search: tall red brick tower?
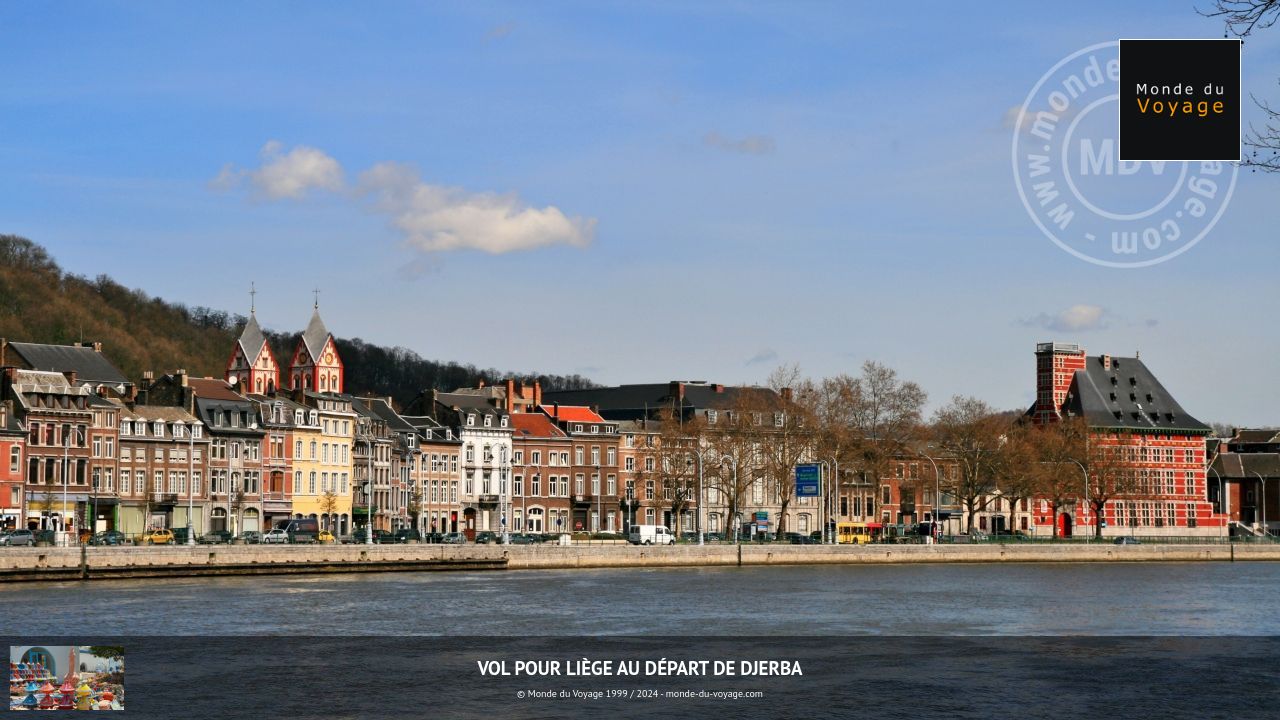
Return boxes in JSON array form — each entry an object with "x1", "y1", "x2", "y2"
[{"x1": 1032, "y1": 341, "x2": 1086, "y2": 424}]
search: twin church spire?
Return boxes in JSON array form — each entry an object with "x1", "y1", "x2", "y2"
[{"x1": 226, "y1": 286, "x2": 344, "y2": 395}]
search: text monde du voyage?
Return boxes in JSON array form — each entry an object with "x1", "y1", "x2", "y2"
[
  {"x1": 1134, "y1": 82, "x2": 1228, "y2": 118},
  {"x1": 476, "y1": 659, "x2": 803, "y2": 677}
]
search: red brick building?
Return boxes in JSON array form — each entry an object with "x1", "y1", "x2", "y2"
[
  {"x1": 1029, "y1": 342, "x2": 1220, "y2": 537},
  {"x1": 0, "y1": 401, "x2": 24, "y2": 531},
  {"x1": 539, "y1": 405, "x2": 622, "y2": 533},
  {"x1": 509, "y1": 412, "x2": 571, "y2": 534}
]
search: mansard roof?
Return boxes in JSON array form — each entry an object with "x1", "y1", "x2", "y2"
[
  {"x1": 1061, "y1": 354, "x2": 1210, "y2": 434},
  {"x1": 6, "y1": 341, "x2": 129, "y2": 387}
]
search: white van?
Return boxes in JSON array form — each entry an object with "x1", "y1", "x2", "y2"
[{"x1": 629, "y1": 524, "x2": 676, "y2": 546}]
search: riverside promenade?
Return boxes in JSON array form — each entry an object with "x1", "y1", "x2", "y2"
[{"x1": 2, "y1": 542, "x2": 1278, "y2": 581}]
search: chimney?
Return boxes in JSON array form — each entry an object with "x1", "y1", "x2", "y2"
[
  {"x1": 552, "y1": 402, "x2": 560, "y2": 420},
  {"x1": 176, "y1": 369, "x2": 188, "y2": 388},
  {"x1": 533, "y1": 380, "x2": 542, "y2": 407},
  {"x1": 713, "y1": 384, "x2": 724, "y2": 393},
  {"x1": 505, "y1": 379, "x2": 516, "y2": 414},
  {"x1": 781, "y1": 387, "x2": 793, "y2": 402},
  {"x1": 1102, "y1": 354, "x2": 1112, "y2": 370},
  {"x1": 669, "y1": 381, "x2": 685, "y2": 404},
  {"x1": 63, "y1": 370, "x2": 77, "y2": 386}
]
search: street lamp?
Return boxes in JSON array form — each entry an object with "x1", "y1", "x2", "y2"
[
  {"x1": 61, "y1": 425, "x2": 86, "y2": 546},
  {"x1": 362, "y1": 480, "x2": 373, "y2": 545},
  {"x1": 920, "y1": 452, "x2": 941, "y2": 543},
  {"x1": 186, "y1": 423, "x2": 197, "y2": 545},
  {"x1": 1207, "y1": 464, "x2": 1226, "y2": 531},
  {"x1": 1252, "y1": 471, "x2": 1268, "y2": 539}
]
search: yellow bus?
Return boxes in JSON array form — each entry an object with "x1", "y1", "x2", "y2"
[{"x1": 836, "y1": 522, "x2": 883, "y2": 545}]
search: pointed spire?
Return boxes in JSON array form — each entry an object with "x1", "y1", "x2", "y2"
[
  {"x1": 250, "y1": 281, "x2": 257, "y2": 314},
  {"x1": 302, "y1": 305, "x2": 331, "y2": 361}
]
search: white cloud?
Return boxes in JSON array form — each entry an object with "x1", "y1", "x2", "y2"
[
  {"x1": 358, "y1": 162, "x2": 596, "y2": 254},
  {"x1": 212, "y1": 144, "x2": 596, "y2": 255},
  {"x1": 1021, "y1": 304, "x2": 1109, "y2": 332},
  {"x1": 209, "y1": 140, "x2": 344, "y2": 200},
  {"x1": 703, "y1": 131, "x2": 776, "y2": 155}
]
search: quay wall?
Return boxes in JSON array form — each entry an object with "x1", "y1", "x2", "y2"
[{"x1": 1, "y1": 542, "x2": 1279, "y2": 581}]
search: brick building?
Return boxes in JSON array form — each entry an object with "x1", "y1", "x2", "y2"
[
  {"x1": 509, "y1": 411, "x2": 572, "y2": 534},
  {"x1": 539, "y1": 405, "x2": 621, "y2": 533},
  {"x1": 0, "y1": 400, "x2": 24, "y2": 531},
  {"x1": 1029, "y1": 342, "x2": 1220, "y2": 537}
]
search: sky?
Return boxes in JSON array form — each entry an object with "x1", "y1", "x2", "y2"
[{"x1": 2, "y1": 1, "x2": 1278, "y2": 426}]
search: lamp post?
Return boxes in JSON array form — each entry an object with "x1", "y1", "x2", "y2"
[
  {"x1": 921, "y1": 452, "x2": 941, "y2": 543},
  {"x1": 61, "y1": 426, "x2": 85, "y2": 546},
  {"x1": 1207, "y1": 465, "x2": 1226, "y2": 536},
  {"x1": 362, "y1": 479, "x2": 373, "y2": 545},
  {"x1": 91, "y1": 475, "x2": 98, "y2": 542},
  {"x1": 1252, "y1": 471, "x2": 1268, "y2": 539},
  {"x1": 695, "y1": 448, "x2": 705, "y2": 546},
  {"x1": 1069, "y1": 458, "x2": 1089, "y2": 543},
  {"x1": 186, "y1": 424, "x2": 196, "y2": 545}
]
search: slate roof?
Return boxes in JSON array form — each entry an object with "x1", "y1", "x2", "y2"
[
  {"x1": 352, "y1": 396, "x2": 415, "y2": 433},
  {"x1": 300, "y1": 308, "x2": 331, "y2": 361},
  {"x1": 1233, "y1": 429, "x2": 1280, "y2": 445},
  {"x1": 1212, "y1": 452, "x2": 1280, "y2": 479},
  {"x1": 435, "y1": 392, "x2": 508, "y2": 416},
  {"x1": 6, "y1": 342, "x2": 129, "y2": 386},
  {"x1": 542, "y1": 382, "x2": 783, "y2": 420},
  {"x1": 1059, "y1": 355, "x2": 1209, "y2": 434},
  {"x1": 236, "y1": 313, "x2": 269, "y2": 361}
]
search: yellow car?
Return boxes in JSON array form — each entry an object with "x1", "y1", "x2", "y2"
[
  {"x1": 317, "y1": 530, "x2": 336, "y2": 544},
  {"x1": 143, "y1": 529, "x2": 175, "y2": 545}
]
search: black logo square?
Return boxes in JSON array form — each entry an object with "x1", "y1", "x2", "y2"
[{"x1": 1119, "y1": 39, "x2": 1240, "y2": 161}]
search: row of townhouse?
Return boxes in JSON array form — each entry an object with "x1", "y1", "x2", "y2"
[{"x1": 0, "y1": 311, "x2": 1268, "y2": 541}]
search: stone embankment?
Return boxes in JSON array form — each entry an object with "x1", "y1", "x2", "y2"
[{"x1": 0, "y1": 542, "x2": 1275, "y2": 582}]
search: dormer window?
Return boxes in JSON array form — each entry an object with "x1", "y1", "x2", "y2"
[
  {"x1": 173, "y1": 423, "x2": 185, "y2": 438},
  {"x1": 120, "y1": 421, "x2": 131, "y2": 436},
  {"x1": 192, "y1": 425, "x2": 203, "y2": 439},
  {"x1": 468, "y1": 414, "x2": 476, "y2": 426},
  {"x1": 774, "y1": 412, "x2": 784, "y2": 427},
  {"x1": 153, "y1": 421, "x2": 165, "y2": 436},
  {"x1": 500, "y1": 417, "x2": 507, "y2": 428},
  {"x1": 707, "y1": 410, "x2": 717, "y2": 424},
  {"x1": 574, "y1": 424, "x2": 583, "y2": 433},
  {"x1": 590, "y1": 425, "x2": 598, "y2": 434},
  {"x1": 136, "y1": 421, "x2": 147, "y2": 436},
  {"x1": 484, "y1": 415, "x2": 492, "y2": 427}
]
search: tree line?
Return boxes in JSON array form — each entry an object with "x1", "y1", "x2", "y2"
[
  {"x1": 634, "y1": 362, "x2": 1154, "y2": 540},
  {"x1": 0, "y1": 234, "x2": 597, "y2": 407}
]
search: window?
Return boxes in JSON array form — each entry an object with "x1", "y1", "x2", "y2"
[
  {"x1": 576, "y1": 474, "x2": 585, "y2": 495},
  {"x1": 483, "y1": 415, "x2": 492, "y2": 427},
  {"x1": 625, "y1": 456, "x2": 635, "y2": 471},
  {"x1": 10, "y1": 447, "x2": 19, "y2": 472},
  {"x1": 607, "y1": 448, "x2": 616, "y2": 466},
  {"x1": 532, "y1": 475, "x2": 541, "y2": 496},
  {"x1": 591, "y1": 448, "x2": 600, "y2": 465},
  {"x1": 575, "y1": 447, "x2": 584, "y2": 465},
  {"x1": 309, "y1": 472, "x2": 317, "y2": 494}
]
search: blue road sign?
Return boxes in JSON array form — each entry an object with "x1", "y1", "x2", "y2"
[{"x1": 795, "y1": 463, "x2": 821, "y2": 497}]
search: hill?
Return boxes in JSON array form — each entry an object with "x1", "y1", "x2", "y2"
[{"x1": 0, "y1": 234, "x2": 596, "y2": 403}]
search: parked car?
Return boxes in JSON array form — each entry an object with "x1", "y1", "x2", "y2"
[
  {"x1": 261, "y1": 528, "x2": 291, "y2": 544},
  {"x1": 509, "y1": 533, "x2": 539, "y2": 545},
  {"x1": 350, "y1": 527, "x2": 394, "y2": 544},
  {"x1": 784, "y1": 532, "x2": 816, "y2": 544},
  {"x1": 89, "y1": 530, "x2": 127, "y2": 546},
  {"x1": 0, "y1": 529, "x2": 35, "y2": 546},
  {"x1": 317, "y1": 530, "x2": 336, "y2": 544},
  {"x1": 199, "y1": 530, "x2": 233, "y2": 545},
  {"x1": 1114, "y1": 536, "x2": 1141, "y2": 545},
  {"x1": 144, "y1": 528, "x2": 175, "y2": 545},
  {"x1": 238, "y1": 530, "x2": 263, "y2": 544},
  {"x1": 277, "y1": 518, "x2": 319, "y2": 543},
  {"x1": 393, "y1": 529, "x2": 422, "y2": 544},
  {"x1": 474, "y1": 531, "x2": 499, "y2": 544},
  {"x1": 441, "y1": 532, "x2": 467, "y2": 544},
  {"x1": 421, "y1": 532, "x2": 443, "y2": 544}
]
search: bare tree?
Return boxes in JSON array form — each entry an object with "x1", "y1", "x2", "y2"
[
  {"x1": 990, "y1": 422, "x2": 1039, "y2": 535},
  {"x1": 1077, "y1": 426, "x2": 1140, "y2": 539},
  {"x1": 753, "y1": 365, "x2": 814, "y2": 536},
  {"x1": 1200, "y1": 1, "x2": 1280, "y2": 170},
  {"x1": 839, "y1": 362, "x2": 928, "y2": 522},
  {"x1": 932, "y1": 396, "x2": 1004, "y2": 533},
  {"x1": 704, "y1": 394, "x2": 764, "y2": 543}
]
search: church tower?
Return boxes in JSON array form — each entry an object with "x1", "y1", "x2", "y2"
[
  {"x1": 226, "y1": 284, "x2": 281, "y2": 394},
  {"x1": 289, "y1": 294, "x2": 344, "y2": 393}
]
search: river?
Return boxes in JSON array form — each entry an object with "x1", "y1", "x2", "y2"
[{"x1": 3, "y1": 562, "x2": 1275, "y2": 635}]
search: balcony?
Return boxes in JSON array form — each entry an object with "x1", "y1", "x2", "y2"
[{"x1": 478, "y1": 494, "x2": 500, "y2": 506}]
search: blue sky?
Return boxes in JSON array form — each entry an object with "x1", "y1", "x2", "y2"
[{"x1": 2, "y1": 1, "x2": 1278, "y2": 425}]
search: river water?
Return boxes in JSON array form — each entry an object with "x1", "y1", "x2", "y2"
[{"x1": 3, "y1": 562, "x2": 1276, "y2": 636}]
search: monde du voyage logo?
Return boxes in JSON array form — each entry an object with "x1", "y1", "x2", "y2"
[{"x1": 1012, "y1": 40, "x2": 1240, "y2": 268}]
